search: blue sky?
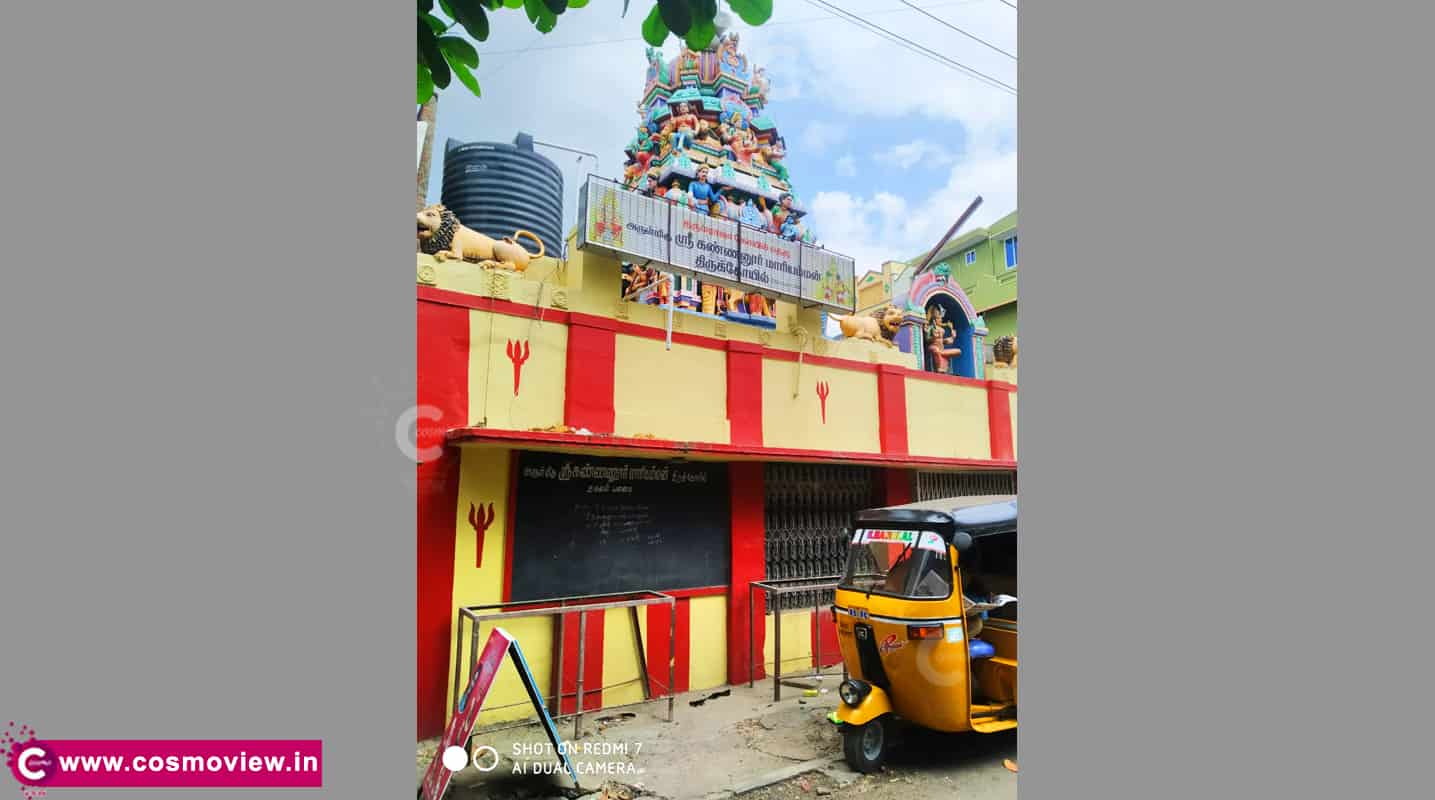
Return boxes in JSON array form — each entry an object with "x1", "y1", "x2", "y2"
[{"x1": 423, "y1": 1, "x2": 1016, "y2": 272}]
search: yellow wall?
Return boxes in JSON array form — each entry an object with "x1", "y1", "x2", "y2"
[
  {"x1": 612, "y1": 336, "x2": 730, "y2": 443},
  {"x1": 445, "y1": 447, "x2": 734, "y2": 723},
  {"x1": 423, "y1": 243, "x2": 1016, "y2": 728},
  {"x1": 688, "y1": 596, "x2": 729, "y2": 692},
  {"x1": 601, "y1": 606, "x2": 649, "y2": 708},
  {"x1": 904, "y1": 377, "x2": 992, "y2": 460},
  {"x1": 762, "y1": 361, "x2": 881, "y2": 453},
  {"x1": 761, "y1": 609, "x2": 815, "y2": 677},
  {"x1": 467, "y1": 309, "x2": 567, "y2": 432},
  {"x1": 446, "y1": 446, "x2": 561, "y2": 724}
]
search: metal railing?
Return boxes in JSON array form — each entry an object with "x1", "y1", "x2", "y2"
[
  {"x1": 747, "y1": 576, "x2": 847, "y2": 701},
  {"x1": 454, "y1": 590, "x2": 676, "y2": 740}
]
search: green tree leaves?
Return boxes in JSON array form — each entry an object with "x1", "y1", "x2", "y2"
[
  {"x1": 442, "y1": 0, "x2": 491, "y2": 41},
  {"x1": 418, "y1": 17, "x2": 450, "y2": 90},
  {"x1": 642, "y1": 6, "x2": 670, "y2": 47},
  {"x1": 438, "y1": 36, "x2": 478, "y2": 68},
  {"x1": 418, "y1": 1, "x2": 774, "y2": 102},
  {"x1": 685, "y1": 17, "x2": 717, "y2": 51},
  {"x1": 727, "y1": 0, "x2": 772, "y2": 26},
  {"x1": 523, "y1": 0, "x2": 558, "y2": 32},
  {"x1": 657, "y1": 0, "x2": 692, "y2": 36},
  {"x1": 439, "y1": 36, "x2": 481, "y2": 96},
  {"x1": 418, "y1": 63, "x2": 435, "y2": 104}
]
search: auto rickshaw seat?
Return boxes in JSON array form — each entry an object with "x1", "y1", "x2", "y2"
[{"x1": 969, "y1": 639, "x2": 996, "y2": 659}]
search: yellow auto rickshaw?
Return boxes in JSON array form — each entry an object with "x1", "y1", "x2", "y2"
[{"x1": 831, "y1": 495, "x2": 1017, "y2": 772}]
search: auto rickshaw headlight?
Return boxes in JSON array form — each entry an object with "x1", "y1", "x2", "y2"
[{"x1": 839, "y1": 679, "x2": 870, "y2": 707}]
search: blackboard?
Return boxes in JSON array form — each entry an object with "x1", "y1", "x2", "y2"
[{"x1": 509, "y1": 452, "x2": 731, "y2": 601}]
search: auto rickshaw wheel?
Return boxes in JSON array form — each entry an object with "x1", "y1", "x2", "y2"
[{"x1": 841, "y1": 717, "x2": 889, "y2": 774}]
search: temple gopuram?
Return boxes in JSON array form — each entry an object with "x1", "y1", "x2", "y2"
[
  {"x1": 415, "y1": 33, "x2": 1015, "y2": 745},
  {"x1": 610, "y1": 32, "x2": 826, "y2": 326}
]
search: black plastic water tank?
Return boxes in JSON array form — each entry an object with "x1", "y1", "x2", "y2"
[{"x1": 440, "y1": 133, "x2": 564, "y2": 257}]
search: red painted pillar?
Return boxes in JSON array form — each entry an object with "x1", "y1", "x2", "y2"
[
  {"x1": 646, "y1": 598, "x2": 692, "y2": 697},
  {"x1": 987, "y1": 382, "x2": 1015, "y2": 462},
  {"x1": 416, "y1": 299, "x2": 469, "y2": 740},
  {"x1": 875, "y1": 365, "x2": 909, "y2": 456},
  {"x1": 813, "y1": 607, "x2": 843, "y2": 668},
  {"x1": 556, "y1": 609, "x2": 606, "y2": 714},
  {"x1": 880, "y1": 468, "x2": 914, "y2": 506},
  {"x1": 564, "y1": 315, "x2": 617, "y2": 434},
  {"x1": 726, "y1": 342, "x2": 765, "y2": 447},
  {"x1": 727, "y1": 461, "x2": 767, "y2": 684}
]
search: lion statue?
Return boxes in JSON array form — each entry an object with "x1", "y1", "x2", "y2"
[
  {"x1": 829, "y1": 306, "x2": 903, "y2": 348},
  {"x1": 992, "y1": 335, "x2": 1018, "y2": 367},
  {"x1": 416, "y1": 204, "x2": 544, "y2": 271}
]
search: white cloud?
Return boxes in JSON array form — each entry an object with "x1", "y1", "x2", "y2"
[
  {"x1": 799, "y1": 120, "x2": 847, "y2": 156},
  {"x1": 873, "y1": 140, "x2": 957, "y2": 170},
  {"x1": 742, "y1": 4, "x2": 1018, "y2": 139},
  {"x1": 740, "y1": 3, "x2": 1018, "y2": 273},
  {"x1": 810, "y1": 145, "x2": 1017, "y2": 275},
  {"x1": 425, "y1": 3, "x2": 1018, "y2": 271}
]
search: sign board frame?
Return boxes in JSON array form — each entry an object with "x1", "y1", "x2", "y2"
[
  {"x1": 576, "y1": 174, "x2": 854, "y2": 313},
  {"x1": 419, "y1": 627, "x2": 579, "y2": 800}
]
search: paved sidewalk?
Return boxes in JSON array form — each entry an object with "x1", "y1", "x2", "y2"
[{"x1": 418, "y1": 678, "x2": 1014, "y2": 800}]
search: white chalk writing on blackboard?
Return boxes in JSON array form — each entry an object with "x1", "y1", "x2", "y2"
[{"x1": 575, "y1": 503, "x2": 657, "y2": 546}]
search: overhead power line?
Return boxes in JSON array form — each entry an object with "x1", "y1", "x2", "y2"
[
  {"x1": 798, "y1": 0, "x2": 1016, "y2": 94},
  {"x1": 998, "y1": 0, "x2": 1017, "y2": 10},
  {"x1": 471, "y1": 2, "x2": 989, "y2": 57},
  {"x1": 899, "y1": 0, "x2": 1016, "y2": 60}
]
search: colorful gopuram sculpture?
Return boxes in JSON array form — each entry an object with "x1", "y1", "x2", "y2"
[{"x1": 622, "y1": 33, "x2": 817, "y2": 246}]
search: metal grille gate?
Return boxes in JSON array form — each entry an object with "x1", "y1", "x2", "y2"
[
  {"x1": 764, "y1": 463, "x2": 879, "y2": 612},
  {"x1": 915, "y1": 470, "x2": 1018, "y2": 501}
]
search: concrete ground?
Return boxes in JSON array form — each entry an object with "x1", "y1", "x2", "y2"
[{"x1": 419, "y1": 677, "x2": 1016, "y2": 800}]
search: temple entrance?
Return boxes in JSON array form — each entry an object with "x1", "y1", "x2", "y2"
[
  {"x1": 923, "y1": 294, "x2": 976, "y2": 377},
  {"x1": 764, "y1": 463, "x2": 879, "y2": 612}
]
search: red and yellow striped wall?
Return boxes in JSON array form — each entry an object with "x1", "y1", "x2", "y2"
[{"x1": 416, "y1": 244, "x2": 1016, "y2": 739}]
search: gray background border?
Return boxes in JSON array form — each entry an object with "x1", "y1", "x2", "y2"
[
  {"x1": 1, "y1": 2, "x2": 414, "y2": 798},
  {"x1": 1021, "y1": 2, "x2": 1427, "y2": 796},
  {"x1": 1, "y1": 1, "x2": 1428, "y2": 797}
]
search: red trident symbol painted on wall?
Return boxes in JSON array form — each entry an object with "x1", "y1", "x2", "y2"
[
  {"x1": 816, "y1": 380, "x2": 831, "y2": 424},
  {"x1": 505, "y1": 339, "x2": 530, "y2": 396},
  {"x1": 468, "y1": 502, "x2": 495, "y2": 568}
]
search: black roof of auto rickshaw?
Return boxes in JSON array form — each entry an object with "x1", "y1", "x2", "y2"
[{"x1": 852, "y1": 494, "x2": 1016, "y2": 549}]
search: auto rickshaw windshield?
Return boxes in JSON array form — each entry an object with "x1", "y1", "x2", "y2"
[{"x1": 838, "y1": 528, "x2": 953, "y2": 599}]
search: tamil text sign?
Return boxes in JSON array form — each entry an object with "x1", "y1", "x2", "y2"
[{"x1": 577, "y1": 177, "x2": 854, "y2": 311}]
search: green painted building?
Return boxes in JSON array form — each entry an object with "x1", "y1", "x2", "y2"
[{"x1": 858, "y1": 210, "x2": 1018, "y2": 362}]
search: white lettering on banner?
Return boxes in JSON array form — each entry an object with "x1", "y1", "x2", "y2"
[
  {"x1": 739, "y1": 225, "x2": 801, "y2": 298},
  {"x1": 576, "y1": 178, "x2": 854, "y2": 311},
  {"x1": 670, "y1": 207, "x2": 739, "y2": 281}
]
